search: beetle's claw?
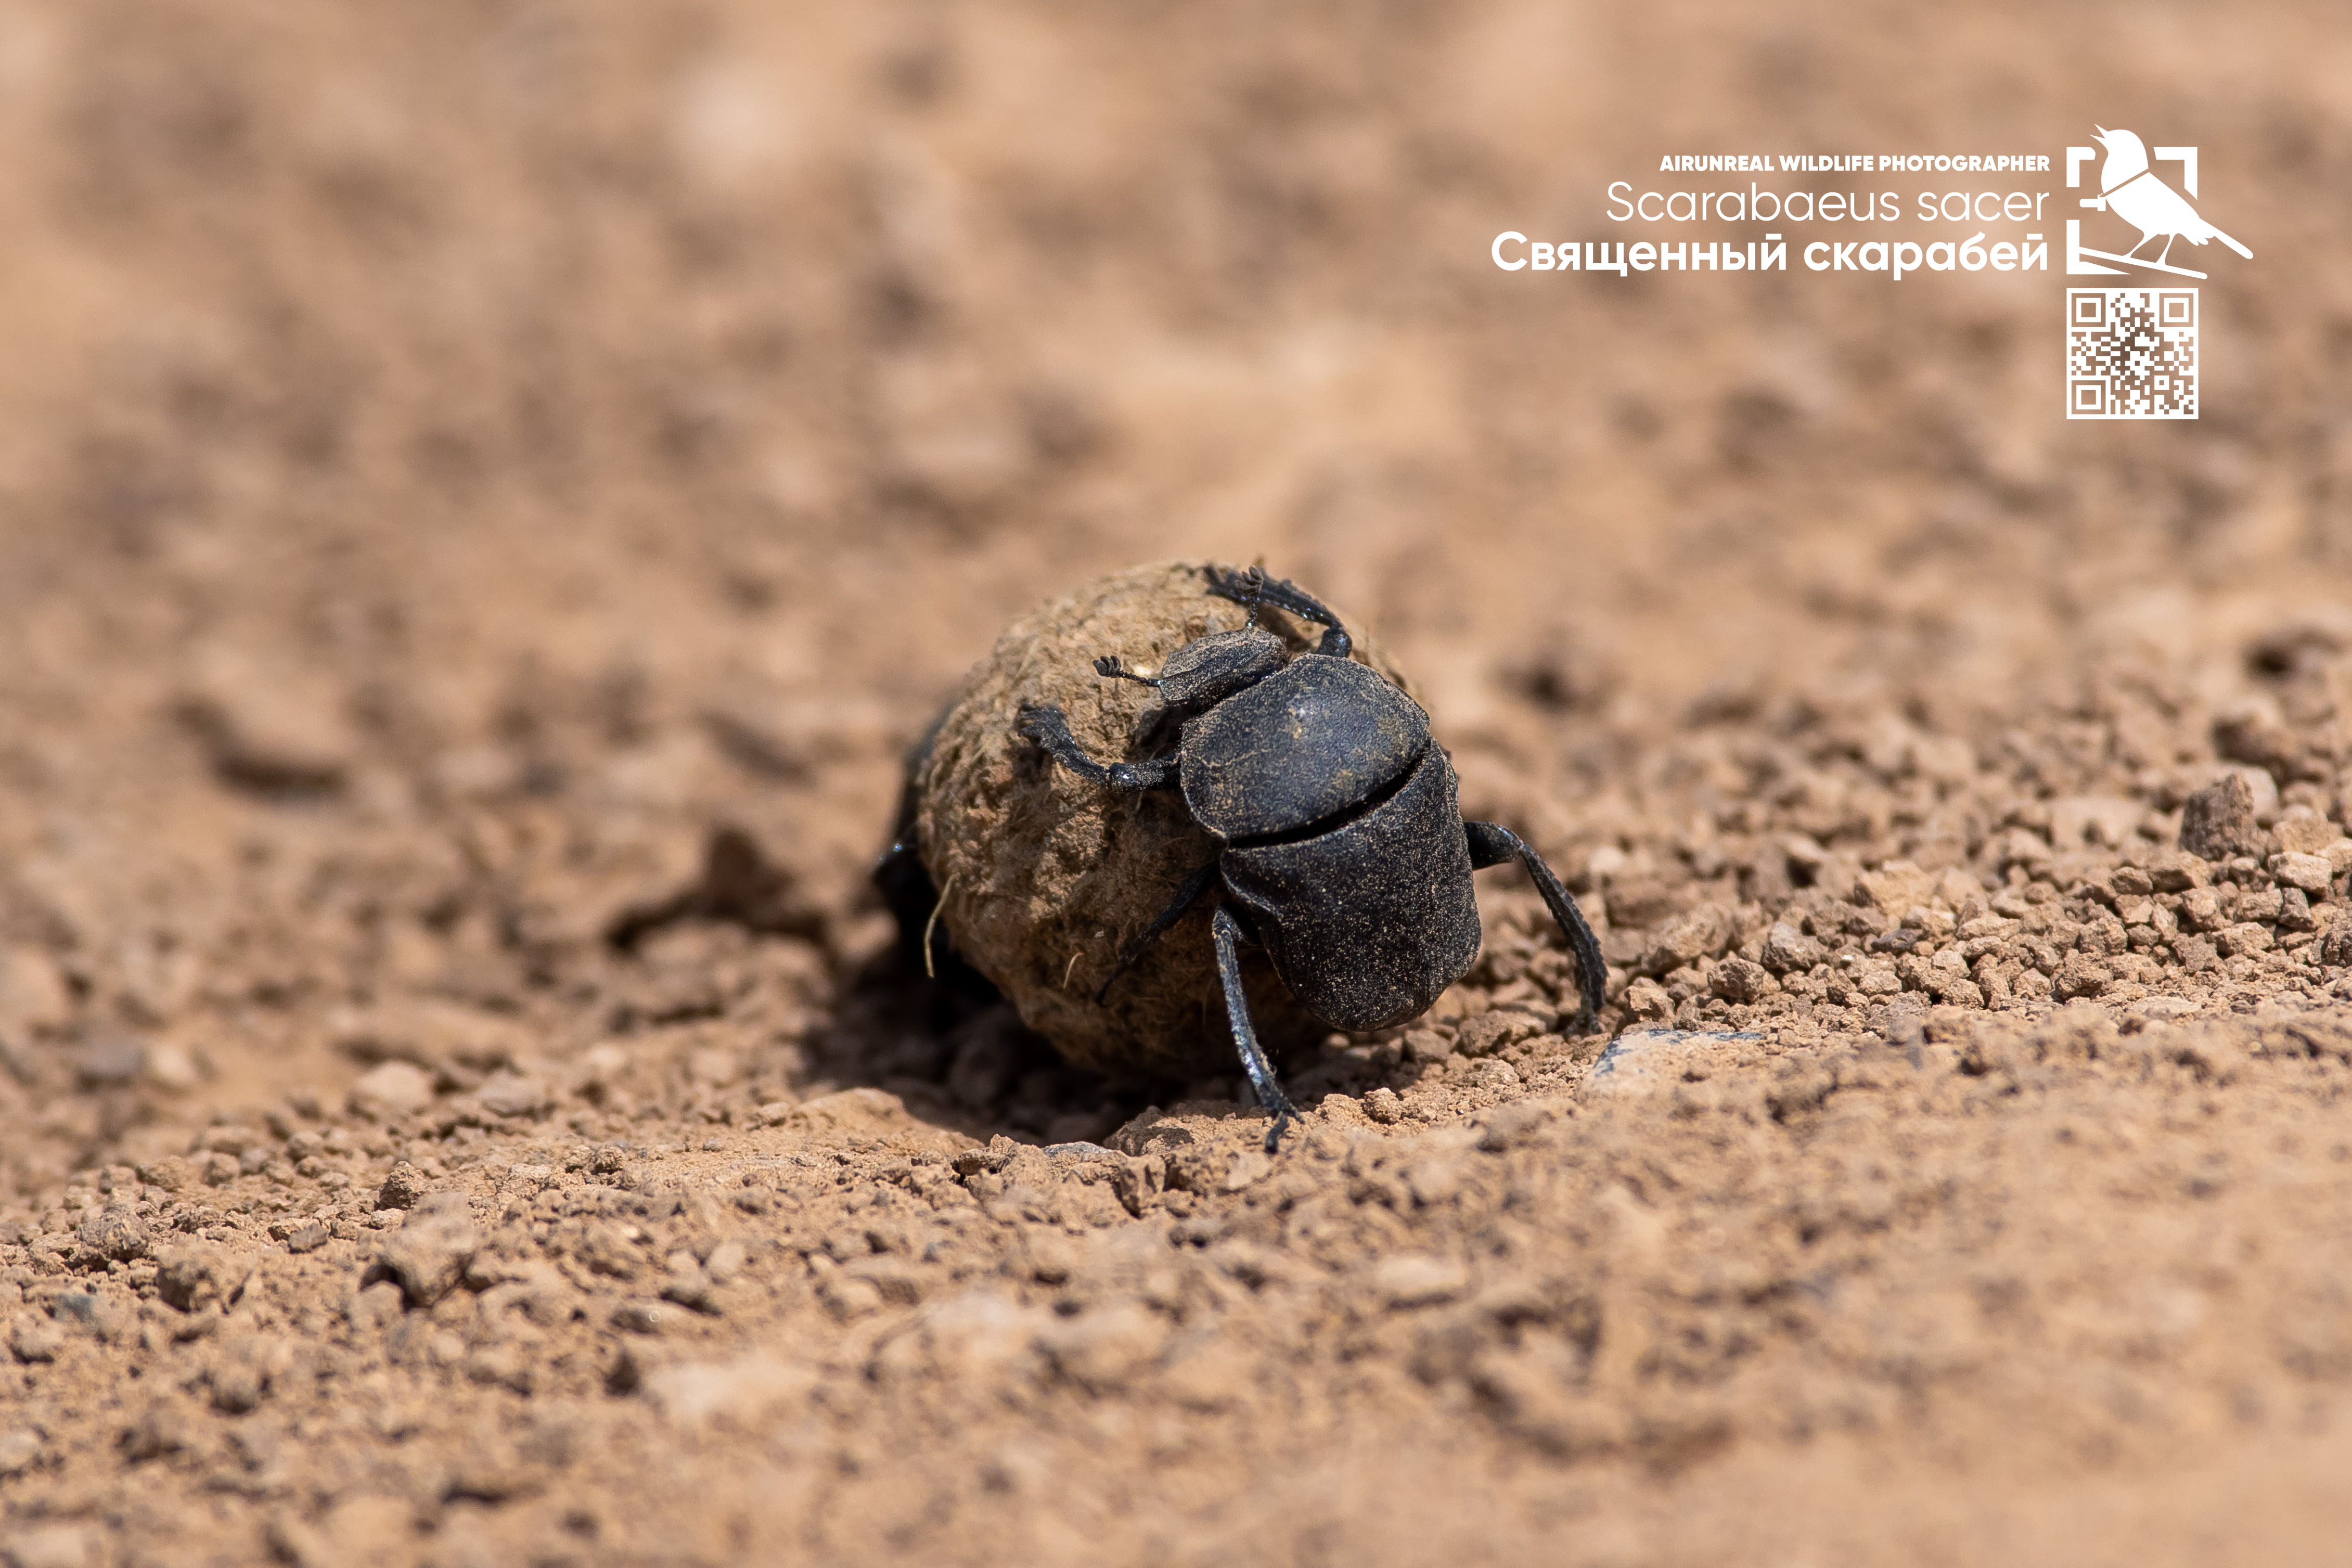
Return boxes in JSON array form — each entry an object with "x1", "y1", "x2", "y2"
[
  {"x1": 1262, "y1": 1107, "x2": 1294, "y2": 1155},
  {"x1": 1094, "y1": 655, "x2": 1160, "y2": 686}
]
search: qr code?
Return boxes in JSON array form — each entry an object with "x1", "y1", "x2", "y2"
[{"x1": 2067, "y1": 289, "x2": 2196, "y2": 419}]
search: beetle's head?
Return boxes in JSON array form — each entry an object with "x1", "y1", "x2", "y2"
[{"x1": 1146, "y1": 625, "x2": 1286, "y2": 711}]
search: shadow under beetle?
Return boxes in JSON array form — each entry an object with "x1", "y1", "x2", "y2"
[{"x1": 1014, "y1": 565, "x2": 1606, "y2": 1151}]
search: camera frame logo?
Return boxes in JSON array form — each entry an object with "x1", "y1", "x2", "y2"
[{"x1": 2063, "y1": 128, "x2": 2250, "y2": 421}]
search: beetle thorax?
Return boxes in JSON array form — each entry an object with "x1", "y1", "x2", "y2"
[{"x1": 1177, "y1": 656, "x2": 1432, "y2": 843}]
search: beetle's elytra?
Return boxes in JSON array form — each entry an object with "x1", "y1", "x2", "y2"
[{"x1": 885, "y1": 563, "x2": 1606, "y2": 1152}]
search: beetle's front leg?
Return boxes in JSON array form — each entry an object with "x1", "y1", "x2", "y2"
[
  {"x1": 1016, "y1": 705, "x2": 1179, "y2": 791},
  {"x1": 1466, "y1": 820, "x2": 1606, "y2": 1032},
  {"x1": 1204, "y1": 564, "x2": 1353, "y2": 660},
  {"x1": 1212, "y1": 905, "x2": 1300, "y2": 1153}
]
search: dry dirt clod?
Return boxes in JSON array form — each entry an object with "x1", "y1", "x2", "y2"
[
  {"x1": 0, "y1": 1523, "x2": 93, "y2": 1568},
  {"x1": 659, "y1": 1254, "x2": 719, "y2": 1313},
  {"x1": 377, "y1": 1162, "x2": 430, "y2": 1211},
  {"x1": 1622, "y1": 977, "x2": 1674, "y2": 1021},
  {"x1": 370, "y1": 1202, "x2": 481, "y2": 1308},
  {"x1": 1454, "y1": 1012, "x2": 1545, "y2": 1058},
  {"x1": 155, "y1": 1246, "x2": 248, "y2": 1315},
  {"x1": 1371, "y1": 1254, "x2": 1469, "y2": 1309},
  {"x1": 349, "y1": 1061, "x2": 436, "y2": 1122},
  {"x1": 471, "y1": 1073, "x2": 550, "y2": 1118},
  {"x1": 1643, "y1": 905, "x2": 1734, "y2": 976},
  {"x1": 612, "y1": 1301, "x2": 681, "y2": 1335},
  {"x1": 0, "y1": 1426, "x2": 43, "y2": 1477},
  {"x1": 2271, "y1": 852, "x2": 2333, "y2": 894},
  {"x1": 703, "y1": 1240, "x2": 749, "y2": 1283},
  {"x1": 2053, "y1": 953, "x2": 2113, "y2": 1001},
  {"x1": 1710, "y1": 957, "x2": 1780, "y2": 1004},
  {"x1": 2180, "y1": 774, "x2": 2273, "y2": 862},
  {"x1": 74, "y1": 1205, "x2": 148, "y2": 1263},
  {"x1": 1760, "y1": 922, "x2": 1823, "y2": 975},
  {"x1": 9, "y1": 1315, "x2": 63, "y2": 1365}
]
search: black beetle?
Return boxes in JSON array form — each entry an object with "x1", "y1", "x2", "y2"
[{"x1": 1011, "y1": 564, "x2": 1605, "y2": 1150}]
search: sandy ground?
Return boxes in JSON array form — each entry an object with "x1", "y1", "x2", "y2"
[{"x1": 6, "y1": 1, "x2": 2352, "y2": 1564}]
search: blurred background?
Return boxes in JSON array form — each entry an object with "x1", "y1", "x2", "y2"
[{"x1": 0, "y1": 0, "x2": 2346, "y2": 1179}]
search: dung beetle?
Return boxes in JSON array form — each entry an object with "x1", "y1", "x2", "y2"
[{"x1": 1013, "y1": 564, "x2": 1605, "y2": 1150}]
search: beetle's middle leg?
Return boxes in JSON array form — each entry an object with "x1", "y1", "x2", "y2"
[
  {"x1": 1093, "y1": 860, "x2": 1220, "y2": 1004},
  {"x1": 1016, "y1": 705, "x2": 1179, "y2": 791},
  {"x1": 1212, "y1": 905, "x2": 1300, "y2": 1154},
  {"x1": 1466, "y1": 821, "x2": 1608, "y2": 1033}
]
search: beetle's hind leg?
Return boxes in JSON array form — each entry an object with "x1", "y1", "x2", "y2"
[
  {"x1": 1212, "y1": 905, "x2": 1301, "y2": 1154},
  {"x1": 1094, "y1": 861, "x2": 1220, "y2": 1004},
  {"x1": 1016, "y1": 704, "x2": 1179, "y2": 791},
  {"x1": 1466, "y1": 821, "x2": 1608, "y2": 1033},
  {"x1": 1203, "y1": 565, "x2": 1352, "y2": 660}
]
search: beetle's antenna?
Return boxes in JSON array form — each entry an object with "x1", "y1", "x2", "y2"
[
  {"x1": 922, "y1": 874, "x2": 956, "y2": 980},
  {"x1": 1094, "y1": 655, "x2": 1160, "y2": 687}
]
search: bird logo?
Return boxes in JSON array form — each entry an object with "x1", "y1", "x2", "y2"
[{"x1": 2071, "y1": 127, "x2": 2250, "y2": 278}]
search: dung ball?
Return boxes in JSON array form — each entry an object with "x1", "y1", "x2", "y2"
[{"x1": 912, "y1": 560, "x2": 1415, "y2": 1080}]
